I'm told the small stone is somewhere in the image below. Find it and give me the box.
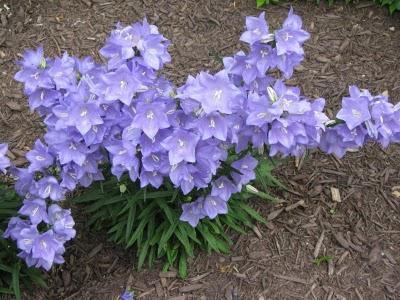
[389,27,395,32]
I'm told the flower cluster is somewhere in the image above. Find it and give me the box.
[2,9,399,271]
[320,86,400,157]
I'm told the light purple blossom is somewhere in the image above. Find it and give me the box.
[161,129,200,165]
[240,12,271,45]
[0,143,10,173]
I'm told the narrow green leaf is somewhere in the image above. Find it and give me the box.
[137,239,150,270]
[125,205,136,243]
[238,202,267,224]
[12,263,21,300]
[174,227,193,257]
[178,252,188,278]
[158,221,178,256]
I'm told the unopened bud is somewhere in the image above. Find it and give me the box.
[267,87,278,103]
[246,184,259,194]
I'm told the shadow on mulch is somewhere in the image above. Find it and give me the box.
[0,0,399,299]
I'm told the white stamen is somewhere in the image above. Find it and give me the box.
[151,154,159,162]
[284,32,293,41]
[146,110,154,119]
[120,80,127,89]
[257,112,267,119]
[31,72,39,80]
[209,118,216,128]
[40,239,47,249]
[80,108,88,117]
[31,206,39,216]
[213,89,223,102]
[118,149,127,155]
[44,185,52,196]
[36,155,45,161]
[253,28,261,36]
[260,49,269,57]
[178,139,185,147]
[351,109,361,119]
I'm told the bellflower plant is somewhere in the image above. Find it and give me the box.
[2,9,400,276]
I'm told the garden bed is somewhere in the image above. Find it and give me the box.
[0,0,399,299]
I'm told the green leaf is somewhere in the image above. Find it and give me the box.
[197,224,221,253]
[156,199,176,224]
[125,205,136,243]
[221,215,247,234]
[174,226,193,257]
[137,239,150,270]
[237,201,267,224]
[126,216,150,247]
[178,252,188,278]
[256,0,267,8]
[12,263,21,300]
[158,220,178,256]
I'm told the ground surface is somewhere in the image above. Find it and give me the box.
[0,0,400,299]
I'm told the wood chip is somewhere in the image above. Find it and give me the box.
[179,284,204,293]
[328,259,334,276]
[6,101,22,111]
[339,39,350,52]
[368,243,382,265]
[337,250,350,265]
[285,200,305,211]
[252,225,262,239]
[233,273,246,279]
[159,271,177,278]
[334,232,350,249]
[155,281,163,297]
[313,230,325,258]
[188,272,210,282]
[272,273,309,285]
[231,256,245,262]
[160,277,167,288]
[355,288,364,300]
[167,296,186,300]
[330,187,341,203]
[249,250,270,260]
[267,208,284,221]
[87,243,103,259]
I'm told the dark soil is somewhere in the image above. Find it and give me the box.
[0,0,400,299]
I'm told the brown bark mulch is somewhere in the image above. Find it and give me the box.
[0,0,399,299]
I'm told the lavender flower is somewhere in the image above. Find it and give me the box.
[161,129,200,165]
[120,290,135,300]
[26,140,54,172]
[131,101,170,138]
[275,8,310,56]
[202,195,228,219]
[0,143,10,173]
[336,87,371,130]
[179,198,206,227]
[240,12,272,45]
[18,198,49,225]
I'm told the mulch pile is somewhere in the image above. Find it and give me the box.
[0,0,399,299]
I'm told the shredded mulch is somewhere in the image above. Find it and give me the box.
[0,0,399,299]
